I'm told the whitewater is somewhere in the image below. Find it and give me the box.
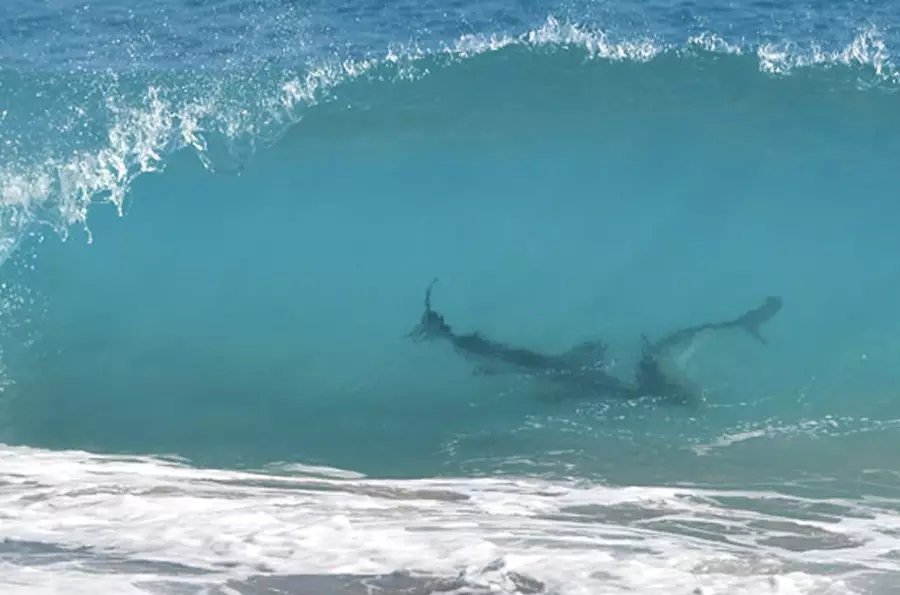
[2,0,900,593]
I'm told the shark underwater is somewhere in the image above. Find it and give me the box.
[407,278,783,405]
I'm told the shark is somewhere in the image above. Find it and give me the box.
[640,295,783,358]
[407,278,783,405]
[634,295,784,401]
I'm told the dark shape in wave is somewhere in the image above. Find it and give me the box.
[408,279,783,404]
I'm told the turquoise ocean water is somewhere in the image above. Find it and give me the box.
[1,1,900,593]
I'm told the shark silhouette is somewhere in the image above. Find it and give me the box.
[408,278,783,404]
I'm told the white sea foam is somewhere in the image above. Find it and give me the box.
[0,443,897,594]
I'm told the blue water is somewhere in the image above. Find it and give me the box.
[2,1,900,594]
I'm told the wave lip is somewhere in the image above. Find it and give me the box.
[0,16,896,270]
[439,16,897,80]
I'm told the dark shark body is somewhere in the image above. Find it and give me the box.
[633,295,783,402]
[408,279,638,399]
[642,296,783,358]
[408,279,783,404]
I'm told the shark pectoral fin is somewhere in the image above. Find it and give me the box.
[403,330,422,342]
[560,340,608,368]
[744,323,768,344]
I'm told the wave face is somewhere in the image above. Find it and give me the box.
[2,1,900,593]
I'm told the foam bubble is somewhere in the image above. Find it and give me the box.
[0,444,896,594]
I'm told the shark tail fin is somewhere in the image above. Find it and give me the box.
[405,277,449,341]
[736,295,783,345]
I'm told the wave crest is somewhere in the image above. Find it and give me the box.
[0,17,896,268]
